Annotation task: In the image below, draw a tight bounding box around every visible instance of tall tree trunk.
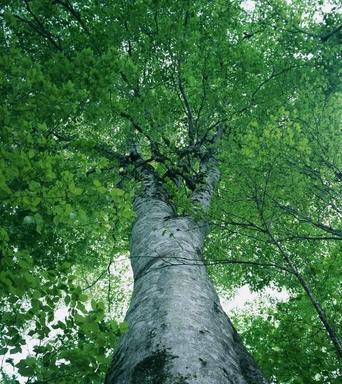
[105,162,267,383]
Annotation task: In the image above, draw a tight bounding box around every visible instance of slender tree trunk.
[257,206,342,359]
[270,235,342,358]
[105,162,267,383]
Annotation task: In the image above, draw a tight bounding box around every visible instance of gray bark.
[105,161,267,384]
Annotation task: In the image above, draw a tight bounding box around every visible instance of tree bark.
[105,163,267,383]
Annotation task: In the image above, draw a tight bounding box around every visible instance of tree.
[0,0,341,383]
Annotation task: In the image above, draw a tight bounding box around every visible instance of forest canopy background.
[0,0,341,383]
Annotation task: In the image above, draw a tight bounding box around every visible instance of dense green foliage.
[0,0,341,383]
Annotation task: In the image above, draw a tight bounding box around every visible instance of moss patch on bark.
[132,350,174,384]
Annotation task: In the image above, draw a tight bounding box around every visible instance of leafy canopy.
[0,0,341,383]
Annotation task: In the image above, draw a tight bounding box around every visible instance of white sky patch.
[220,284,290,314]
[240,0,256,13]
[313,1,340,23]
[322,3,334,13]
[294,52,314,60]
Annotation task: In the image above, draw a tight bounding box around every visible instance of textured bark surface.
[105,154,267,383]
[105,193,267,383]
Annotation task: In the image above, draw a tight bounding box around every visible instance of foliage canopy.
[0,0,341,383]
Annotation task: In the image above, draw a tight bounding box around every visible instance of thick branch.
[286,24,342,43]
[273,200,342,238]
[53,0,91,37]
[191,157,219,212]
[13,13,62,51]
[191,126,223,212]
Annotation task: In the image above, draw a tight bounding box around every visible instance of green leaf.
[111,187,125,197]
[23,216,35,225]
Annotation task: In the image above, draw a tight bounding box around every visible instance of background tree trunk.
[105,179,267,383]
